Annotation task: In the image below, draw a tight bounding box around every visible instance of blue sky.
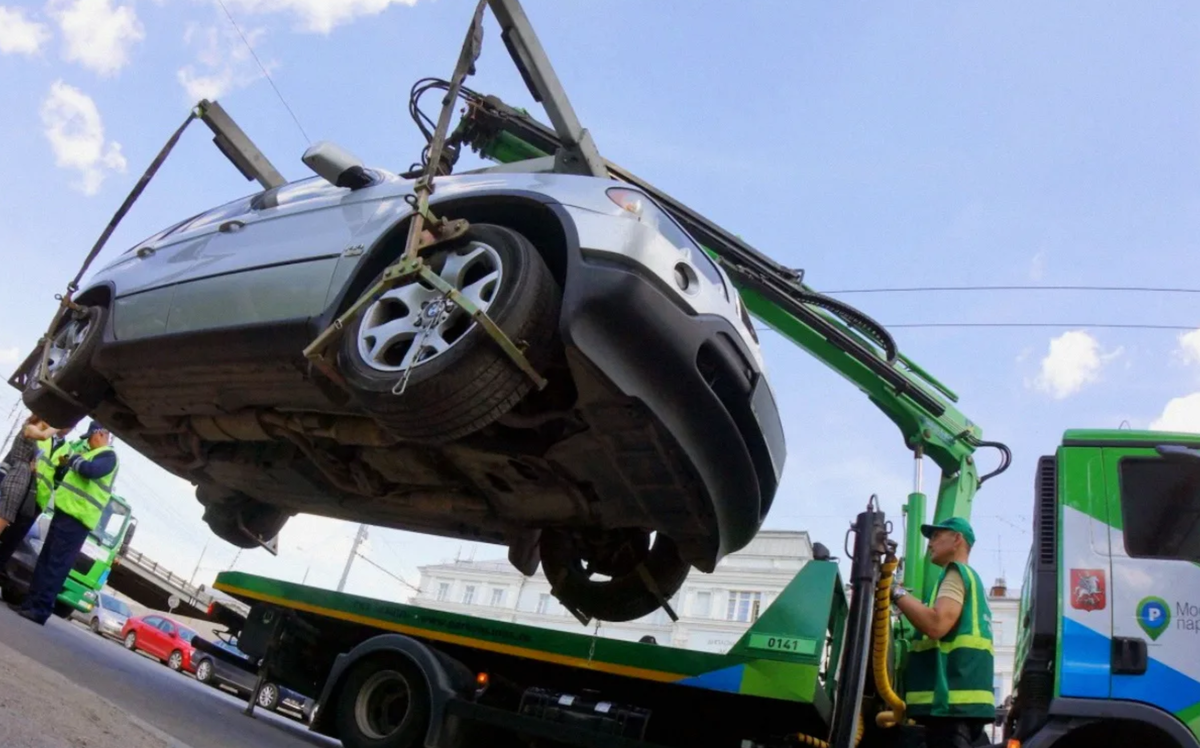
[0,0,1198,610]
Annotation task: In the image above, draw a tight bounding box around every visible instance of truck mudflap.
[310,633,474,746]
[1018,698,1200,748]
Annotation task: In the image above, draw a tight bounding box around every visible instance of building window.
[994,674,1003,705]
[490,588,506,607]
[462,585,476,605]
[692,591,712,619]
[536,593,550,614]
[436,582,449,602]
[726,591,762,622]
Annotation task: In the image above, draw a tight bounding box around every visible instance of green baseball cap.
[920,517,975,547]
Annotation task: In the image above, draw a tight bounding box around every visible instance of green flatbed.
[213,561,849,747]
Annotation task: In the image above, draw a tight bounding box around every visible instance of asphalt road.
[0,604,340,748]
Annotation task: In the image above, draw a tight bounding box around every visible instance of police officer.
[12,421,118,625]
[891,517,995,748]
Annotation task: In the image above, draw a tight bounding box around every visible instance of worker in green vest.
[11,421,118,625]
[890,517,995,748]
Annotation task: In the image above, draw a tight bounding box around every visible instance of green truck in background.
[2,493,135,617]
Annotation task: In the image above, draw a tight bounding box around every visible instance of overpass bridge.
[109,547,249,621]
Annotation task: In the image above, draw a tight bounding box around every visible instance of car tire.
[199,489,290,550]
[256,682,281,711]
[339,223,561,442]
[22,304,110,429]
[195,658,214,685]
[335,656,430,748]
[167,650,184,671]
[539,530,691,623]
[89,618,101,635]
[124,631,137,650]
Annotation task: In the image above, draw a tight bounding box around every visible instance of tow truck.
[17,2,1200,747]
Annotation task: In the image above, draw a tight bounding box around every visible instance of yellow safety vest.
[34,438,75,511]
[54,446,118,531]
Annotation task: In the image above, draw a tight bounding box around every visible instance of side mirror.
[302,141,375,190]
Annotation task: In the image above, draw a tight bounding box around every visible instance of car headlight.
[83,591,98,602]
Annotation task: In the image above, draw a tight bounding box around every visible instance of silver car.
[74,591,132,639]
[18,166,785,622]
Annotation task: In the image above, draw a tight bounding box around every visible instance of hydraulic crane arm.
[408,0,1012,597]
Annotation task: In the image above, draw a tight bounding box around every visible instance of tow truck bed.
[212,563,846,748]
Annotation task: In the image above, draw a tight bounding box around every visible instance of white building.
[413,530,813,651]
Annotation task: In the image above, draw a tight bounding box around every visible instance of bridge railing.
[118,547,249,616]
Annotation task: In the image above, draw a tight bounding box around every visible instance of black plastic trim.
[1044,698,1200,748]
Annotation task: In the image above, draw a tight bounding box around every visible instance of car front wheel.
[195,658,214,684]
[256,682,280,711]
[22,304,110,429]
[339,223,561,442]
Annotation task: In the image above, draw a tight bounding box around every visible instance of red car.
[120,613,199,674]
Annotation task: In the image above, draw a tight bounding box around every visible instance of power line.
[355,551,421,593]
[756,322,1195,333]
[822,285,1200,295]
[215,0,311,145]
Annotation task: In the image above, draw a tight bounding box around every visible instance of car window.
[158,620,176,635]
[179,627,198,643]
[142,616,161,627]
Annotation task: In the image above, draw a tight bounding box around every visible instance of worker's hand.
[890,583,908,604]
[57,454,70,465]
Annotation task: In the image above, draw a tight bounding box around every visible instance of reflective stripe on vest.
[904,561,995,719]
[54,446,117,531]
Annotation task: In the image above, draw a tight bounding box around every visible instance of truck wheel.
[339,223,561,442]
[22,304,110,429]
[539,529,691,622]
[335,656,430,748]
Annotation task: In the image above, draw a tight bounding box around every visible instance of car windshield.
[102,597,132,616]
[90,499,130,549]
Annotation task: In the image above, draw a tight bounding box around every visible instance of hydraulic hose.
[872,555,907,728]
[789,553,906,746]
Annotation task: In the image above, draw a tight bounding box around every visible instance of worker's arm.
[66,450,117,480]
[894,592,963,640]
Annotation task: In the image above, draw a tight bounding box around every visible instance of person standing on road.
[0,421,73,583]
[12,421,118,625]
[890,517,995,748]
[0,416,57,535]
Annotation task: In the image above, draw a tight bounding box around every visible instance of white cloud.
[1030,330,1122,399]
[176,21,268,102]
[1179,328,1200,366]
[1029,251,1046,282]
[40,81,128,195]
[50,0,144,76]
[1151,393,1200,434]
[0,6,51,55]
[225,0,418,34]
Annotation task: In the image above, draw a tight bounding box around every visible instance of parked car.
[72,591,132,639]
[16,157,786,622]
[192,637,315,721]
[120,614,199,673]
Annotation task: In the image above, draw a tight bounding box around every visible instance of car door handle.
[218,220,246,234]
[135,246,156,258]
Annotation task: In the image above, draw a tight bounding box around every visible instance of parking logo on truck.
[1137,597,1171,641]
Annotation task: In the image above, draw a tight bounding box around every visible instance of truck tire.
[539,530,691,623]
[22,304,110,429]
[339,223,561,442]
[335,656,431,748]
